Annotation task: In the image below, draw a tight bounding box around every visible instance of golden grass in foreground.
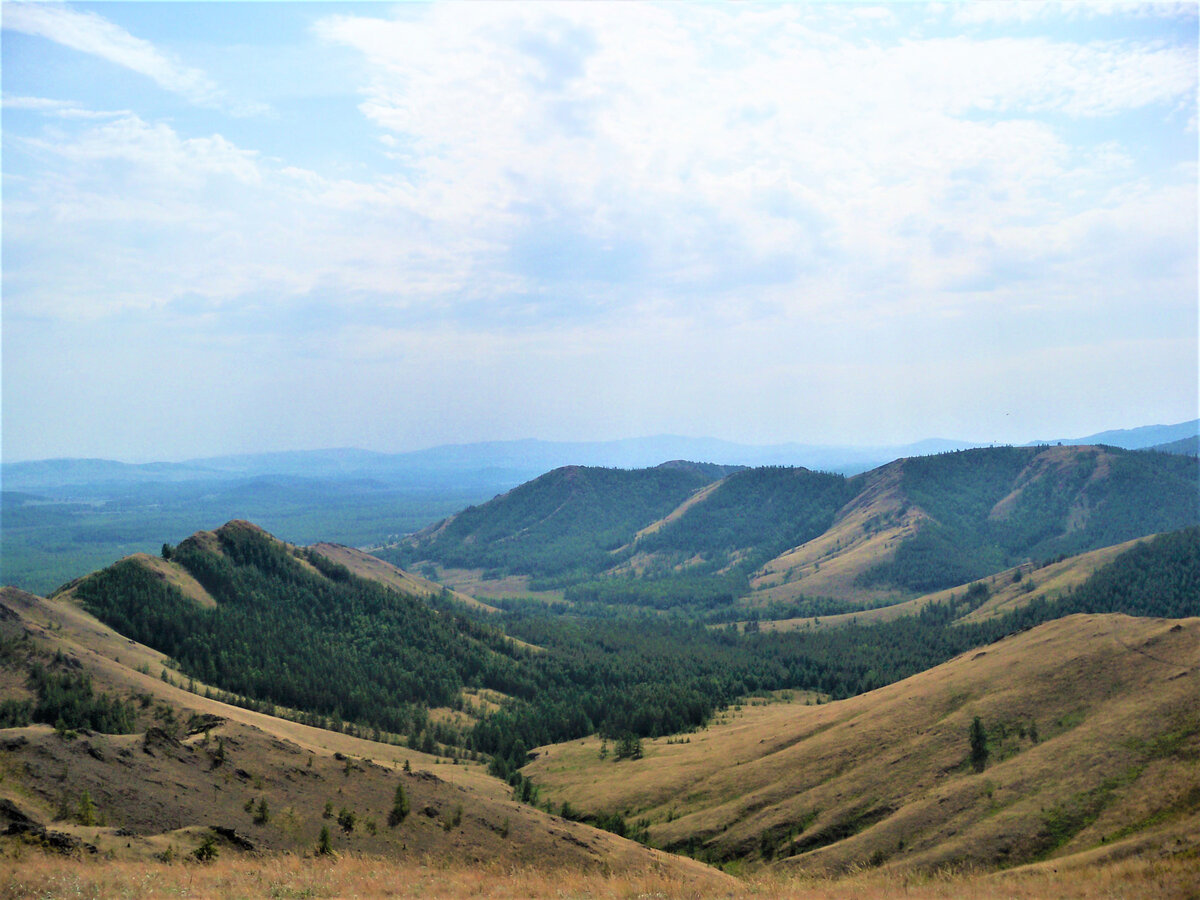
[2,852,1197,900]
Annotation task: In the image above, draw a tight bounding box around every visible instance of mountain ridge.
[394,444,1199,609]
[7,418,1197,488]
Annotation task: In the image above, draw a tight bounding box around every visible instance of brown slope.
[755,535,1151,632]
[308,542,499,613]
[53,552,217,610]
[749,461,925,606]
[0,587,730,885]
[523,614,1200,874]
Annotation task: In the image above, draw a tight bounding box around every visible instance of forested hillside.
[392,462,740,578]
[634,467,853,573]
[63,521,535,741]
[861,446,1199,591]
[389,445,1198,612]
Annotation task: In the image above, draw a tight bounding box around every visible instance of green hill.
[391,445,1198,614]
[857,445,1198,592]
[56,521,536,743]
[1151,435,1200,457]
[391,462,741,579]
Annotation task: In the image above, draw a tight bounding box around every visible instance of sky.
[2,1,1197,462]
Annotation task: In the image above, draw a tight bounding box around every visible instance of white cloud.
[4,4,1195,398]
[304,3,1194,331]
[2,4,267,116]
[952,1,1199,25]
[4,95,73,110]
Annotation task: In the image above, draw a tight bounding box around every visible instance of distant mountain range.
[1032,419,1199,451]
[5,419,1197,491]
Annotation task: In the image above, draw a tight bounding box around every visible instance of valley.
[2,442,1198,898]
[6,0,1197,894]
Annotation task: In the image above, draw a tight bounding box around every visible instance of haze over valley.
[2,3,1197,898]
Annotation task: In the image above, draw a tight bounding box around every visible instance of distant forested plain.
[1,478,507,595]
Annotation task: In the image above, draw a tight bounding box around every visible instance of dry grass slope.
[0,588,718,884]
[3,849,1196,899]
[524,614,1200,877]
[754,535,1151,633]
[308,542,499,613]
[750,461,925,607]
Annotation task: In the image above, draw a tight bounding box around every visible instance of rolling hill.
[392,445,1199,616]
[3,518,1199,896]
[52,520,540,742]
[522,613,1200,874]
[393,461,742,580]
[0,586,723,884]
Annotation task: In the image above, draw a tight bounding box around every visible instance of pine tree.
[77,790,97,826]
[316,824,333,856]
[387,782,410,827]
[193,832,218,862]
[969,716,989,772]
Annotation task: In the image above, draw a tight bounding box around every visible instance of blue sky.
[3,1,1197,462]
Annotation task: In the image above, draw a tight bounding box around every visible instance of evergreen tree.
[77,790,96,826]
[193,832,218,862]
[387,782,410,827]
[969,716,989,772]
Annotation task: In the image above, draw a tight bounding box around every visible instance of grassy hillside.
[0,587,719,883]
[755,535,1151,632]
[523,614,1200,874]
[6,850,1196,899]
[750,461,925,608]
[518,528,1200,875]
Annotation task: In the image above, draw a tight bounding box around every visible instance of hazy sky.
[3,1,1197,462]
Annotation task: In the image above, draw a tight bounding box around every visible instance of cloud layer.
[2,2,1196,459]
